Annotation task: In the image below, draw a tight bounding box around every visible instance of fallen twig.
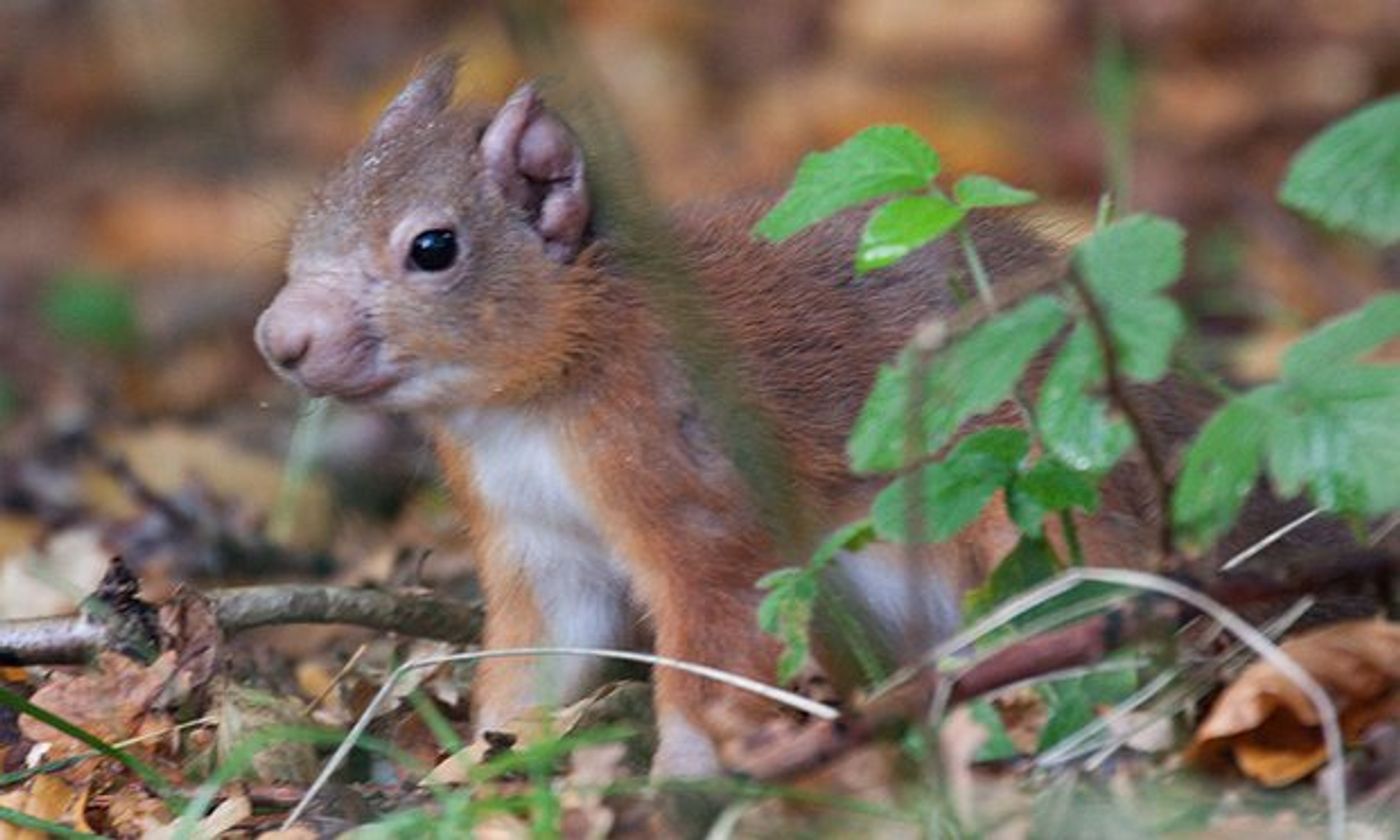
[0,558,483,666]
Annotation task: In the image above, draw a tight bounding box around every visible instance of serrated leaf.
[856,195,965,273]
[872,427,1028,542]
[1264,368,1400,515]
[1282,292,1400,380]
[1172,393,1271,547]
[953,174,1037,208]
[1037,324,1134,472]
[754,126,941,242]
[849,295,1067,472]
[1279,95,1400,246]
[1072,215,1186,381]
[1075,215,1184,298]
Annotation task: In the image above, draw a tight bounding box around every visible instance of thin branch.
[0,616,108,666]
[1065,268,1175,558]
[0,584,484,666]
[211,585,482,642]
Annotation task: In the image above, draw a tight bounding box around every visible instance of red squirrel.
[254,58,1272,775]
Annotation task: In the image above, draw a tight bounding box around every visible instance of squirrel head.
[256,55,599,411]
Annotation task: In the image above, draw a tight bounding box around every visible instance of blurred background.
[0,0,1397,621]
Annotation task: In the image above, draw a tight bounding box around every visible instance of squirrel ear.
[370,53,459,145]
[481,83,590,263]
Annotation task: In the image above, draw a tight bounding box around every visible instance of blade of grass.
[0,684,176,803]
[0,804,101,838]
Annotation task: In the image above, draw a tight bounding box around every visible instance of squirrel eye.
[408,229,458,272]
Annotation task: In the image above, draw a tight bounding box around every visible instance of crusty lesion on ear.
[480,83,591,264]
[369,52,461,147]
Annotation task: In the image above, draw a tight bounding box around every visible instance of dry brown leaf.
[100,780,173,837]
[19,651,177,763]
[1189,619,1400,786]
[216,686,319,784]
[559,742,625,840]
[0,774,82,840]
[422,706,555,787]
[143,794,251,840]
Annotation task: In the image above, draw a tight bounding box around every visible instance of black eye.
[408,229,458,272]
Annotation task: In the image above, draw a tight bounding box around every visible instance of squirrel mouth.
[333,374,402,402]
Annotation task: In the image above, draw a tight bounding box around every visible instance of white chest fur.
[445,408,633,652]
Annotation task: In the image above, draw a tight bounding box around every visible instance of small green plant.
[752,92,1400,720]
[39,270,141,352]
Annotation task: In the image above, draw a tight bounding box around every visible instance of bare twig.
[0,616,107,666]
[0,582,483,667]
[211,585,482,642]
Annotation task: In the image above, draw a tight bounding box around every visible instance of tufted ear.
[369,53,460,145]
[480,83,590,263]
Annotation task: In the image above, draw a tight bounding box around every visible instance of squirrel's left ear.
[480,83,589,263]
[371,53,459,146]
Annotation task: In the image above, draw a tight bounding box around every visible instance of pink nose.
[255,305,315,372]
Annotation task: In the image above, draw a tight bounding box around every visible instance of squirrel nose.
[256,308,312,371]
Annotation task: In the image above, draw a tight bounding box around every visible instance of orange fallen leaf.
[19,651,176,764]
[1188,619,1400,786]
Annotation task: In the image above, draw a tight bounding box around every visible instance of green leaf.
[1264,368,1400,515]
[856,195,965,273]
[963,537,1061,623]
[1008,458,1101,536]
[754,126,941,241]
[970,699,1020,762]
[1282,292,1400,380]
[1037,668,1137,751]
[1072,215,1186,381]
[755,566,817,684]
[40,271,140,351]
[1036,324,1134,472]
[953,174,1038,208]
[1172,392,1271,547]
[1279,95,1400,246]
[1100,296,1186,382]
[872,427,1028,542]
[756,519,874,684]
[809,518,876,572]
[849,295,1067,472]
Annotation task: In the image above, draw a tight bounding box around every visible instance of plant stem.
[1067,269,1176,560]
[1058,510,1085,567]
[956,225,998,313]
